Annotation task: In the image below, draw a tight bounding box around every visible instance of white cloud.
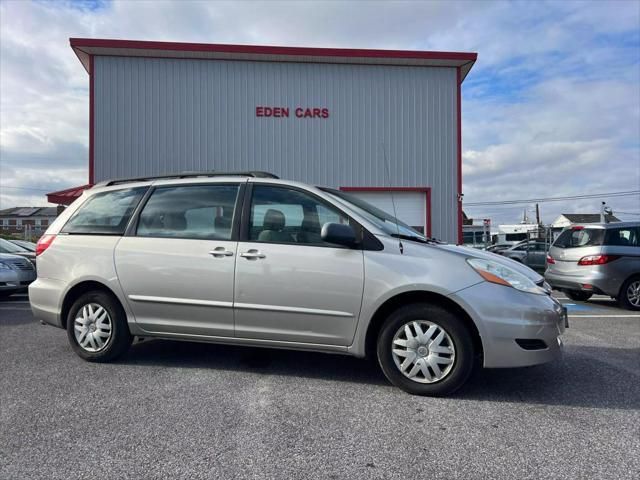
[0,0,638,225]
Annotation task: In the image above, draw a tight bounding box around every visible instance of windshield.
[0,238,29,253]
[321,188,427,240]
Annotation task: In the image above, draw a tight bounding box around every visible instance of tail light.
[578,254,619,266]
[546,254,555,264]
[36,234,56,256]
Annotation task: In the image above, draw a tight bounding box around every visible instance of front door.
[234,184,365,346]
[114,183,241,337]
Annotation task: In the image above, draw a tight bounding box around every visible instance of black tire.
[565,290,593,302]
[66,290,132,362]
[377,303,474,396]
[618,275,640,311]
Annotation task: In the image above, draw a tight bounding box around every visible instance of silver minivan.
[30,172,566,396]
[545,222,640,310]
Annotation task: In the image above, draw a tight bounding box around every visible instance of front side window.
[62,188,146,235]
[136,184,239,240]
[249,185,349,245]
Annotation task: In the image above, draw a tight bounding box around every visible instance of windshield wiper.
[390,233,441,244]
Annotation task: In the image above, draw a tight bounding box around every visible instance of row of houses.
[0,207,62,236]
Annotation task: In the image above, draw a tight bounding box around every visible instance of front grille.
[6,259,33,271]
[515,339,548,351]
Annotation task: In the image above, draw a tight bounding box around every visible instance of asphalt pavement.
[1,292,639,480]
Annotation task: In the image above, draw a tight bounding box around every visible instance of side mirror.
[321,222,357,247]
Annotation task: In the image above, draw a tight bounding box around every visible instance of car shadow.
[120,339,640,410]
[585,298,622,309]
[460,345,640,410]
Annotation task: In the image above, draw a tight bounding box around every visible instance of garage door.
[340,188,429,235]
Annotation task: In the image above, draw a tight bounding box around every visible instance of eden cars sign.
[256,106,330,119]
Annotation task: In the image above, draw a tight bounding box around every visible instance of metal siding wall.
[94,57,458,242]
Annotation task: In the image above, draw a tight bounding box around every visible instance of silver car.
[545,222,640,310]
[0,253,37,298]
[501,241,548,272]
[30,172,566,396]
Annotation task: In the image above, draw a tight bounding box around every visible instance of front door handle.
[240,249,266,260]
[209,247,234,258]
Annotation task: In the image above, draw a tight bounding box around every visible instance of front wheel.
[619,276,640,311]
[377,303,474,396]
[66,291,132,362]
[565,290,593,302]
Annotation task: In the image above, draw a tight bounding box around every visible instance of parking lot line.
[568,314,640,318]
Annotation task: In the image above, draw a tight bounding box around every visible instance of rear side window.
[62,188,146,235]
[604,227,639,247]
[553,228,604,248]
[136,184,239,240]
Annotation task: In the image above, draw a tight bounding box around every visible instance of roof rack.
[98,171,279,186]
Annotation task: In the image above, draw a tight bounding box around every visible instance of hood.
[433,244,544,283]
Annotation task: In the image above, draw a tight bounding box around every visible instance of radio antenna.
[381,142,403,254]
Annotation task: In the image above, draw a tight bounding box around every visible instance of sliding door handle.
[240,249,266,260]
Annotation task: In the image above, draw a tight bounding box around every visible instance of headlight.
[0,262,11,270]
[466,258,546,295]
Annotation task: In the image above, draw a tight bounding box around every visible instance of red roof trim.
[70,38,477,63]
[46,184,93,205]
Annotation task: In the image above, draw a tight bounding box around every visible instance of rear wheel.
[377,303,474,396]
[619,276,640,311]
[66,291,132,362]
[565,290,593,302]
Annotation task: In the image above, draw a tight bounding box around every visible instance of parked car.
[0,253,37,298]
[30,172,566,396]
[501,241,548,272]
[0,238,36,265]
[8,239,36,252]
[485,243,514,255]
[545,222,640,310]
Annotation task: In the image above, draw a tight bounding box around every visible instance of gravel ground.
[1,294,639,479]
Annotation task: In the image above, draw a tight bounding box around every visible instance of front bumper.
[450,282,565,368]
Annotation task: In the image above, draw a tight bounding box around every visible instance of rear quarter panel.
[33,235,138,331]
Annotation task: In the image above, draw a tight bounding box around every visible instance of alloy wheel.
[391,320,455,384]
[627,280,640,307]
[73,303,113,352]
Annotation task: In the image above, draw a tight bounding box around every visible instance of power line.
[464,190,640,206]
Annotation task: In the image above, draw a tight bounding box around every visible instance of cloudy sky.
[1,0,639,224]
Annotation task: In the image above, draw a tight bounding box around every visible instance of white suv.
[30,172,566,396]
